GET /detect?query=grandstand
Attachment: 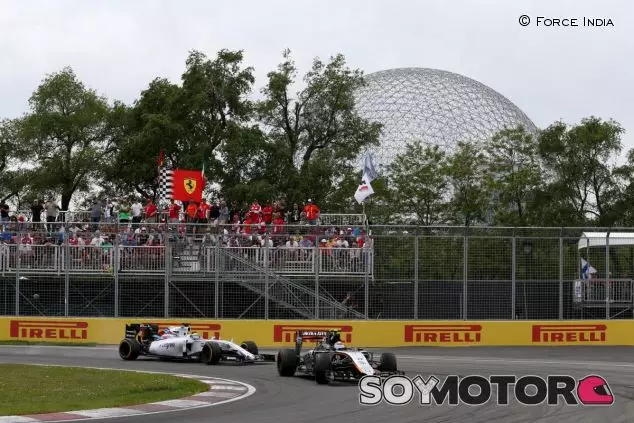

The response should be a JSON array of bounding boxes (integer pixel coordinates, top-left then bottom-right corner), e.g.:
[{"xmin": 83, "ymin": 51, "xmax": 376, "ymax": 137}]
[{"xmin": 0, "ymin": 211, "xmax": 373, "ymax": 320}]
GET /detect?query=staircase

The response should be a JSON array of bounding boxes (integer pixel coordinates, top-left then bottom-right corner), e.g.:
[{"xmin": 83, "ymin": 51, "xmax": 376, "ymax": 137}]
[{"xmin": 219, "ymin": 248, "xmax": 366, "ymax": 319}]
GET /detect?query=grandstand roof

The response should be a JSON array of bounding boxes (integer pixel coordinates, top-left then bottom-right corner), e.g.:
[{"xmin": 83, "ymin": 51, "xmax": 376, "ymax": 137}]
[{"xmin": 578, "ymin": 232, "xmax": 634, "ymax": 250}]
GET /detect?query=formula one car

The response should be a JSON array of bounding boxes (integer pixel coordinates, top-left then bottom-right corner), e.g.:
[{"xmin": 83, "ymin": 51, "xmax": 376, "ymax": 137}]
[
  {"xmin": 276, "ymin": 330, "xmax": 403, "ymax": 384},
  {"xmin": 118, "ymin": 323, "xmax": 275, "ymax": 364}
]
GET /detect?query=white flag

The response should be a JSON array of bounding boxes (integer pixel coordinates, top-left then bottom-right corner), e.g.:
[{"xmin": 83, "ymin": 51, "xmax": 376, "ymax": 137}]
[
  {"xmin": 354, "ymin": 173, "xmax": 374, "ymax": 204},
  {"xmin": 581, "ymin": 258, "xmax": 597, "ymax": 279},
  {"xmin": 363, "ymin": 151, "xmax": 378, "ymax": 183}
]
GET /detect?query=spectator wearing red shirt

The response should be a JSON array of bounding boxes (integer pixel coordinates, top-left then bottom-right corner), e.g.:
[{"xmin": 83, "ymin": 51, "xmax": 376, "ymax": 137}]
[
  {"xmin": 145, "ymin": 199, "xmax": 158, "ymax": 223},
  {"xmin": 303, "ymin": 199, "xmax": 320, "ymax": 225},
  {"xmin": 242, "ymin": 213, "xmax": 254, "ymax": 235},
  {"xmin": 271, "ymin": 212, "xmax": 286, "ymax": 245},
  {"xmin": 262, "ymin": 203, "xmax": 273, "ymax": 224},
  {"xmin": 197, "ymin": 199, "xmax": 210, "ymax": 224},
  {"xmin": 186, "ymin": 201, "xmax": 198, "ymax": 223},
  {"xmin": 249, "ymin": 201, "xmax": 262, "ymax": 216},
  {"xmin": 167, "ymin": 199, "xmax": 181, "ymax": 223}
]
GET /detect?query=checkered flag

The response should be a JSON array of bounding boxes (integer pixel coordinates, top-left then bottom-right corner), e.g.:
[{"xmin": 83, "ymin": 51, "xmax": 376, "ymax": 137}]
[{"xmin": 157, "ymin": 167, "xmax": 174, "ymax": 200}]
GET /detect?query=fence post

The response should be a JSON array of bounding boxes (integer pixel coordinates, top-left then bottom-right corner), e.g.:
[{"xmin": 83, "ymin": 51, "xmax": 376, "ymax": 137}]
[
  {"xmin": 214, "ymin": 239, "xmax": 220, "ymax": 319},
  {"xmin": 264, "ymin": 233, "xmax": 269, "ymax": 320},
  {"xmin": 511, "ymin": 237, "xmax": 517, "ymax": 320},
  {"xmin": 414, "ymin": 236, "xmax": 419, "ymax": 320},
  {"xmin": 462, "ymin": 228, "xmax": 468, "ymax": 320},
  {"xmin": 113, "ymin": 234, "xmax": 119, "ymax": 318},
  {"xmin": 315, "ymin": 246, "xmax": 320, "ymax": 319},
  {"xmin": 364, "ymin": 245, "xmax": 369, "ymax": 320},
  {"xmin": 559, "ymin": 234, "xmax": 563, "ymax": 320},
  {"xmin": 605, "ymin": 230, "xmax": 610, "ymax": 319},
  {"xmin": 64, "ymin": 223, "xmax": 70, "ymax": 317},
  {"xmin": 15, "ymin": 241, "xmax": 20, "ymax": 316},
  {"xmin": 164, "ymin": 236, "xmax": 170, "ymax": 318}
]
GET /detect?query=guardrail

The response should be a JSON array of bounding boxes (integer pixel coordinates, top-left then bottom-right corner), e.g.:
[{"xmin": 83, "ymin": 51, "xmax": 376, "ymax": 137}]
[{"xmin": 0, "ymin": 244, "xmax": 373, "ymax": 277}]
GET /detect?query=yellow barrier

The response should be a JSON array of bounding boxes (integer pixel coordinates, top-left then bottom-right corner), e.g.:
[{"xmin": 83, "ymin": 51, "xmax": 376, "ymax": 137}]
[{"xmin": 0, "ymin": 318, "xmax": 627, "ymax": 347}]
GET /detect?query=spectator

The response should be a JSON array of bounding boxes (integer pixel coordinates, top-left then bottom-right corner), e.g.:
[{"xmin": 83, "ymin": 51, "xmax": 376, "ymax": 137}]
[
  {"xmin": 90, "ymin": 199, "xmax": 102, "ymax": 232},
  {"xmin": 104, "ymin": 200, "xmax": 116, "ymax": 223},
  {"xmin": 0, "ymin": 201, "xmax": 9, "ymax": 228},
  {"xmin": 167, "ymin": 199, "xmax": 181, "ymax": 223},
  {"xmin": 229, "ymin": 200, "xmax": 241, "ymax": 222},
  {"xmin": 262, "ymin": 203, "xmax": 273, "ymax": 224},
  {"xmin": 131, "ymin": 199, "xmax": 143, "ymax": 228},
  {"xmin": 186, "ymin": 200, "xmax": 198, "ymax": 223},
  {"xmin": 249, "ymin": 201, "xmax": 262, "ymax": 216},
  {"xmin": 44, "ymin": 199, "xmax": 59, "ymax": 233},
  {"xmin": 30, "ymin": 200, "xmax": 44, "ymax": 229},
  {"xmin": 287, "ymin": 203, "xmax": 300, "ymax": 225},
  {"xmin": 90, "ymin": 231, "xmax": 105, "ymax": 247},
  {"xmin": 303, "ymin": 199, "xmax": 320, "ymax": 225},
  {"xmin": 119, "ymin": 202, "xmax": 130, "ymax": 224},
  {"xmin": 144, "ymin": 199, "xmax": 158, "ymax": 223},
  {"xmin": 197, "ymin": 199, "xmax": 210, "ymax": 224},
  {"xmin": 218, "ymin": 201, "xmax": 229, "ymax": 225}
]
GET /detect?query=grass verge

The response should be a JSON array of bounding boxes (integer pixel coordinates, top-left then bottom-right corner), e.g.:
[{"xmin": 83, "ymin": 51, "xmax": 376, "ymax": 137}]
[{"xmin": 0, "ymin": 364, "xmax": 208, "ymax": 416}]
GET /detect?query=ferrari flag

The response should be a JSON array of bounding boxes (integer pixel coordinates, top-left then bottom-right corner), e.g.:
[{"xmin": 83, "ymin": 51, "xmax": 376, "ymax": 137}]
[{"xmin": 159, "ymin": 168, "xmax": 205, "ymax": 202}]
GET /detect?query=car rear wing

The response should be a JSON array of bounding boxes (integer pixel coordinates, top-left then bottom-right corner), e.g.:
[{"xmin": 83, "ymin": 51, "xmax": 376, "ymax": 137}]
[
  {"xmin": 294, "ymin": 330, "xmax": 328, "ymax": 354},
  {"xmin": 124, "ymin": 323, "xmax": 159, "ymax": 340}
]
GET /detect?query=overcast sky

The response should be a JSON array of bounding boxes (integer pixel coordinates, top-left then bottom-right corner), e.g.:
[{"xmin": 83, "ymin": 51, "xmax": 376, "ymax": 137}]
[{"xmin": 1, "ymin": 0, "xmax": 632, "ymax": 156}]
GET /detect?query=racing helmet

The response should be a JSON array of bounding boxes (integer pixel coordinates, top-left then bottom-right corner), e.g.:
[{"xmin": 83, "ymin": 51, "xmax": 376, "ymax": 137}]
[{"xmin": 334, "ymin": 341, "xmax": 345, "ymax": 350}]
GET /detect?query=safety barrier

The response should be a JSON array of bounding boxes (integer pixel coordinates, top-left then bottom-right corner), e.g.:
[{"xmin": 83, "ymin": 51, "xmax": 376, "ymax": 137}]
[{"xmin": 0, "ymin": 318, "xmax": 627, "ymax": 347}]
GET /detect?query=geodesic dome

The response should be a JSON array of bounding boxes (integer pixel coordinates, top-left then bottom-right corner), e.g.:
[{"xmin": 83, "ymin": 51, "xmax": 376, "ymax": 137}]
[{"xmin": 354, "ymin": 68, "xmax": 538, "ymax": 170}]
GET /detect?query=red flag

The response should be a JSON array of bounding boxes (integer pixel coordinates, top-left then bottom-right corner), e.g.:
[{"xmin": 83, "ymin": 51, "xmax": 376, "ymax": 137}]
[{"xmin": 171, "ymin": 169, "xmax": 204, "ymax": 202}]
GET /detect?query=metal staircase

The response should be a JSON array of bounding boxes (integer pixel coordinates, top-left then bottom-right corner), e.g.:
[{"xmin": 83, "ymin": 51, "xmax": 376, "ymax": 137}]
[{"xmin": 219, "ymin": 248, "xmax": 366, "ymax": 319}]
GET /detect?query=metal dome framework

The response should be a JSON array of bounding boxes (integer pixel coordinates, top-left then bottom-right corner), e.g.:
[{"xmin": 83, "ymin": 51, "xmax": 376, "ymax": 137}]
[{"xmin": 354, "ymin": 68, "xmax": 538, "ymax": 170}]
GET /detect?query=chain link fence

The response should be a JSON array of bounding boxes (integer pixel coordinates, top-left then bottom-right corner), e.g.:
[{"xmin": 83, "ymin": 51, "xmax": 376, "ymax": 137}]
[{"xmin": 1, "ymin": 222, "xmax": 633, "ymax": 320}]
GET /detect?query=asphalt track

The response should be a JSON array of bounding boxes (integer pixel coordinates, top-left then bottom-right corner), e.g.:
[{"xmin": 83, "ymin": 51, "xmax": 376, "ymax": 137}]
[{"xmin": 1, "ymin": 345, "xmax": 633, "ymax": 422}]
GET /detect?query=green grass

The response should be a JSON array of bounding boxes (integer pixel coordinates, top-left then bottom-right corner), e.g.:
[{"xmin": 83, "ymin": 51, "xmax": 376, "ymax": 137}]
[{"xmin": 0, "ymin": 364, "xmax": 208, "ymax": 416}]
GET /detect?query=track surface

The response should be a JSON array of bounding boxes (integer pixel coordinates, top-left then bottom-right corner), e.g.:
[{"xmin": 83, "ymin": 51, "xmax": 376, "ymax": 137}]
[{"xmin": 1, "ymin": 345, "xmax": 633, "ymax": 422}]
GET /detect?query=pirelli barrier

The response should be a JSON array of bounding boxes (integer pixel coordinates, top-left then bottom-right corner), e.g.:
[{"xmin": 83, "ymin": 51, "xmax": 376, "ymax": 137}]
[{"xmin": 0, "ymin": 318, "xmax": 627, "ymax": 347}]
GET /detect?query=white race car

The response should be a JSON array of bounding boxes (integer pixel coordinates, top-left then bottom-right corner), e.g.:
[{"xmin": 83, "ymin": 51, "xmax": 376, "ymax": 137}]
[{"xmin": 118, "ymin": 323, "xmax": 275, "ymax": 364}]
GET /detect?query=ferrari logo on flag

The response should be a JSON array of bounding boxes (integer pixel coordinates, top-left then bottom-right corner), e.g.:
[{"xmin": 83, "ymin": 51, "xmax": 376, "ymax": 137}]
[{"xmin": 184, "ymin": 178, "xmax": 196, "ymax": 194}]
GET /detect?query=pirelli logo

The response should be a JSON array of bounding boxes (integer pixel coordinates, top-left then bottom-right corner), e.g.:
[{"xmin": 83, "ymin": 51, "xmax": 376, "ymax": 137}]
[
  {"xmin": 404, "ymin": 324, "xmax": 482, "ymax": 344},
  {"xmin": 273, "ymin": 324, "xmax": 353, "ymax": 343},
  {"xmin": 531, "ymin": 324, "xmax": 606, "ymax": 343},
  {"xmin": 10, "ymin": 320, "xmax": 88, "ymax": 340},
  {"xmin": 147, "ymin": 322, "xmax": 221, "ymax": 340}
]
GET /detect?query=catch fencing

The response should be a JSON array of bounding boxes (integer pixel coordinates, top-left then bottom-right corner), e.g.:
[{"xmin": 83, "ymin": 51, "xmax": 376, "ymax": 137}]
[{"xmin": 0, "ymin": 223, "xmax": 632, "ymax": 320}]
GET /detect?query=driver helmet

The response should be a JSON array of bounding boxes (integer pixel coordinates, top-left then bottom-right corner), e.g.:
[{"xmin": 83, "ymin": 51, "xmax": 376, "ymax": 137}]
[{"xmin": 334, "ymin": 341, "xmax": 345, "ymax": 350}]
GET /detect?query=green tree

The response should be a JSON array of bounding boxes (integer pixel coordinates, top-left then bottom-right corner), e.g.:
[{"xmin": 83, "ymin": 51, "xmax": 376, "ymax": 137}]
[
  {"xmin": 386, "ymin": 142, "xmax": 449, "ymax": 225},
  {"xmin": 12, "ymin": 67, "xmax": 113, "ymax": 211},
  {"xmin": 484, "ymin": 126, "xmax": 543, "ymax": 225},
  {"xmin": 257, "ymin": 49, "xmax": 382, "ymax": 208},
  {"xmin": 106, "ymin": 49, "xmax": 256, "ymax": 201},
  {"xmin": 536, "ymin": 117, "xmax": 624, "ymax": 225},
  {"xmin": 446, "ymin": 141, "xmax": 491, "ymax": 226}
]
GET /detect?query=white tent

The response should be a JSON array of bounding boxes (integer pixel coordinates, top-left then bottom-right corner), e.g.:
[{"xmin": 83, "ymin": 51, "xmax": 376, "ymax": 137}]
[{"xmin": 578, "ymin": 232, "xmax": 634, "ymax": 250}]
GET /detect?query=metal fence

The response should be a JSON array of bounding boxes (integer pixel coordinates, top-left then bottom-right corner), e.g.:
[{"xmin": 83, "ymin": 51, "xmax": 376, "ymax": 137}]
[{"xmin": 1, "ymin": 222, "xmax": 633, "ymax": 320}]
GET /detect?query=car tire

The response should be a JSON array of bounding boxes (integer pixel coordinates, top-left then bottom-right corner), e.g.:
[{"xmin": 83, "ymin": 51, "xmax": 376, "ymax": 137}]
[
  {"xmin": 314, "ymin": 353, "xmax": 331, "ymax": 385},
  {"xmin": 276, "ymin": 349, "xmax": 297, "ymax": 377},
  {"xmin": 201, "ymin": 342, "xmax": 222, "ymax": 365},
  {"xmin": 378, "ymin": 352, "xmax": 398, "ymax": 372},
  {"xmin": 241, "ymin": 340, "xmax": 259, "ymax": 355},
  {"xmin": 119, "ymin": 339, "xmax": 140, "ymax": 360}
]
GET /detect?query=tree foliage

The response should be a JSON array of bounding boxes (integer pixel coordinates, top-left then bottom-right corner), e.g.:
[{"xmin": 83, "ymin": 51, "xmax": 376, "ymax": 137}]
[
  {"xmin": 387, "ymin": 142, "xmax": 448, "ymax": 225},
  {"xmin": 11, "ymin": 67, "xmax": 113, "ymax": 210},
  {"xmin": 484, "ymin": 126, "xmax": 543, "ymax": 226},
  {"xmin": 257, "ymin": 49, "xmax": 382, "ymax": 207},
  {"xmin": 1, "ymin": 49, "xmax": 632, "ymax": 230}
]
